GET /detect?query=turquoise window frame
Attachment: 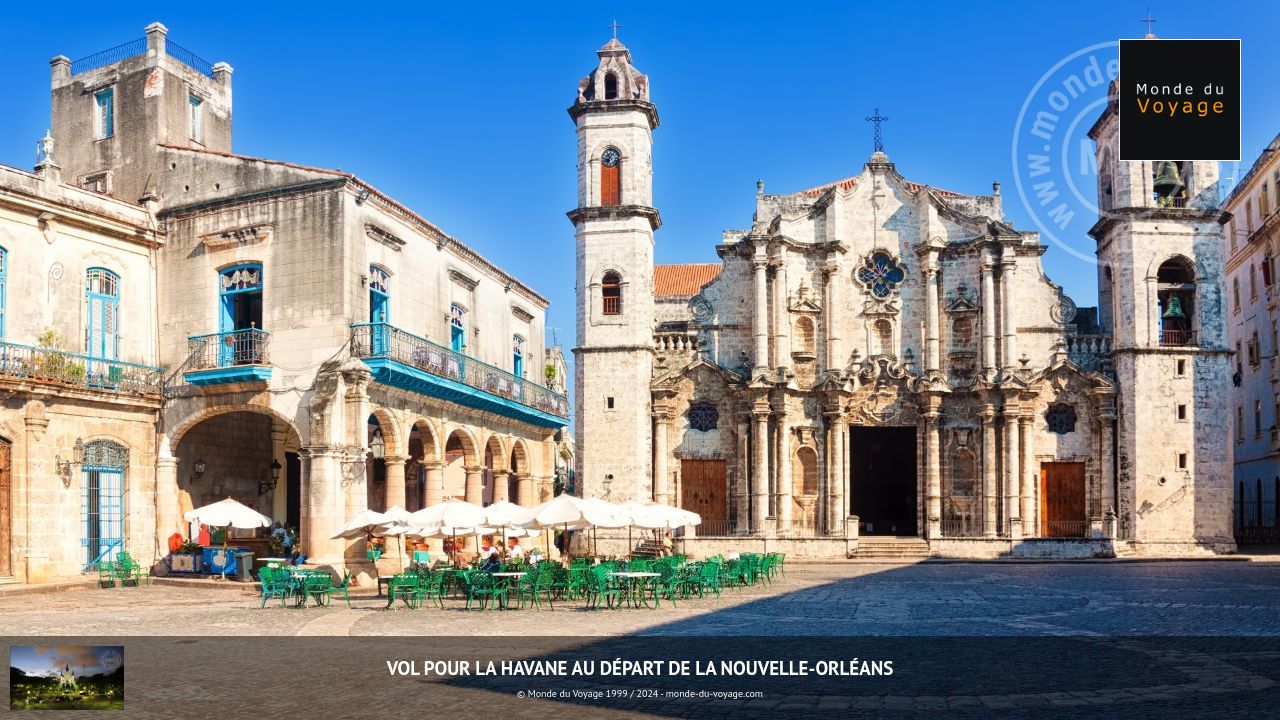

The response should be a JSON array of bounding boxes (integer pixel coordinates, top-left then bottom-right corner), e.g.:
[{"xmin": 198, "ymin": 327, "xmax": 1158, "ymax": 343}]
[
  {"xmin": 95, "ymin": 89, "xmax": 114, "ymax": 140},
  {"xmin": 85, "ymin": 268, "xmax": 120, "ymax": 362}
]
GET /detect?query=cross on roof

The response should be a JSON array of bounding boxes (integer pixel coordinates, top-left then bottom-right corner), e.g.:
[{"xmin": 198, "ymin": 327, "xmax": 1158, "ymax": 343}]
[
  {"xmin": 1141, "ymin": 10, "xmax": 1157, "ymax": 36},
  {"xmin": 608, "ymin": 19, "xmax": 622, "ymax": 40},
  {"xmin": 865, "ymin": 108, "xmax": 889, "ymax": 153}
]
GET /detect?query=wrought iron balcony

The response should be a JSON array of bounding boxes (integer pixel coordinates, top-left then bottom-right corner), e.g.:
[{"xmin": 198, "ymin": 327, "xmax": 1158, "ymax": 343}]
[
  {"xmin": 0, "ymin": 341, "xmax": 162, "ymax": 395},
  {"xmin": 70, "ymin": 36, "xmax": 216, "ymax": 77},
  {"xmin": 351, "ymin": 322, "xmax": 569, "ymax": 426},
  {"xmin": 184, "ymin": 328, "xmax": 272, "ymax": 385}
]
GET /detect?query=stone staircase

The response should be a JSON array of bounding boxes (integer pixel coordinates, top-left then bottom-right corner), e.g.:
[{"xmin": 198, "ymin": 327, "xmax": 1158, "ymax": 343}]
[
  {"xmin": 0, "ymin": 576, "xmax": 21, "ymax": 587},
  {"xmin": 853, "ymin": 536, "xmax": 932, "ymax": 561}
]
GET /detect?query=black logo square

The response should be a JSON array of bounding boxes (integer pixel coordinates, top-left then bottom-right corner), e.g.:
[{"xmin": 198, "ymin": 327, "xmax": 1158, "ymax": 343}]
[{"xmin": 1119, "ymin": 39, "xmax": 1240, "ymax": 161}]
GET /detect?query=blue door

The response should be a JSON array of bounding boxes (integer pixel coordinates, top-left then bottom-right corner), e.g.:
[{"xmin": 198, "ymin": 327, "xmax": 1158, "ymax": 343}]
[
  {"xmin": 219, "ymin": 265, "xmax": 263, "ymax": 366},
  {"xmin": 81, "ymin": 441, "xmax": 126, "ymax": 569},
  {"xmin": 369, "ymin": 266, "xmax": 390, "ymax": 355},
  {"xmin": 85, "ymin": 269, "xmax": 120, "ymax": 386}
]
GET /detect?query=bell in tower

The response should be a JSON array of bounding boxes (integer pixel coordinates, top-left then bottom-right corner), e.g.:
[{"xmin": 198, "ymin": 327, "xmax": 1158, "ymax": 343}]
[{"xmin": 1152, "ymin": 161, "xmax": 1186, "ymax": 205}]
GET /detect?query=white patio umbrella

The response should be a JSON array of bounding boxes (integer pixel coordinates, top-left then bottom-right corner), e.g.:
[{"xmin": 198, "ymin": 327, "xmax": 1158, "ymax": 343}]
[
  {"xmin": 408, "ymin": 498, "xmax": 486, "ymax": 529},
  {"xmin": 183, "ymin": 498, "xmax": 271, "ymax": 579},
  {"xmin": 620, "ymin": 501, "xmax": 703, "ymax": 559},
  {"xmin": 483, "ymin": 501, "xmax": 538, "ymax": 556},
  {"xmin": 521, "ymin": 495, "xmax": 628, "ymax": 558},
  {"xmin": 330, "ymin": 508, "xmax": 391, "ymax": 540},
  {"xmin": 372, "ymin": 520, "xmax": 418, "ymax": 571}
]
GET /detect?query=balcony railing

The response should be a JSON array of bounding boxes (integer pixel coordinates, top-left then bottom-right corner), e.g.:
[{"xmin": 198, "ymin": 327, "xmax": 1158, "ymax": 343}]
[
  {"xmin": 187, "ymin": 328, "xmax": 270, "ymax": 370},
  {"xmin": 351, "ymin": 322, "xmax": 569, "ymax": 420},
  {"xmin": 0, "ymin": 341, "xmax": 162, "ymax": 395},
  {"xmin": 602, "ymin": 296, "xmax": 621, "ymax": 315},
  {"xmin": 1159, "ymin": 329, "xmax": 1196, "ymax": 346},
  {"xmin": 1041, "ymin": 520, "xmax": 1089, "ymax": 538},
  {"xmin": 70, "ymin": 36, "xmax": 215, "ymax": 77}
]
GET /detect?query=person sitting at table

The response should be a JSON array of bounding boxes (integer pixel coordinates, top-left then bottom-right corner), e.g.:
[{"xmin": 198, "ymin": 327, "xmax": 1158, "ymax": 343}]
[
  {"xmin": 507, "ymin": 538, "xmax": 525, "ymax": 562},
  {"xmin": 479, "ymin": 549, "xmax": 501, "ymax": 573}
]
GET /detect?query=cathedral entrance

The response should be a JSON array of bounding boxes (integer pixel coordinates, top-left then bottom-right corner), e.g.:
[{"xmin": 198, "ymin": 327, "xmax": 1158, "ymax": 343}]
[
  {"xmin": 681, "ymin": 460, "xmax": 727, "ymax": 534},
  {"xmin": 0, "ymin": 440, "xmax": 10, "ymax": 576},
  {"xmin": 1040, "ymin": 462, "xmax": 1087, "ymax": 538},
  {"xmin": 849, "ymin": 427, "xmax": 918, "ymax": 536}
]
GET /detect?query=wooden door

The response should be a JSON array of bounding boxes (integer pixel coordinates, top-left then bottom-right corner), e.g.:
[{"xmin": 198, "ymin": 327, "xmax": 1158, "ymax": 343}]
[
  {"xmin": 0, "ymin": 441, "xmax": 9, "ymax": 576},
  {"xmin": 1040, "ymin": 462, "xmax": 1086, "ymax": 538},
  {"xmin": 680, "ymin": 460, "xmax": 727, "ymax": 533}
]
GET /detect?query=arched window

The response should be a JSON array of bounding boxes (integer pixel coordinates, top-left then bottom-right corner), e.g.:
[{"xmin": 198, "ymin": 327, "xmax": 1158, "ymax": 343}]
[
  {"xmin": 85, "ymin": 268, "xmax": 120, "ymax": 361},
  {"xmin": 794, "ymin": 447, "xmax": 818, "ymax": 496},
  {"xmin": 369, "ymin": 266, "xmax": 390, "ymax": 355},
  {"xmin": 1157, "ymin": 257, "xmax": 1195, "ymax": 346},
  {"xmin": 81, "ymin": 440, "xmax": 128, "ymax": 567},
  {"xmin": 512, "ymin": 334, "xmax": 525, "ymax": 377},
  {"xmin": 600, "ymin": 147, "xmax": 622, "ymax": 206},
  {"xmin": 873, "ymin": 319, "xmax": 893, "ymax": 356},
  {"xmin": 450, "ymin": 304, "xmax": 467, "ymax": 353},
  {"xmin": 604, "ymin": 72, "xmax": 618, "ymax": 100},
  {"xmin": 601, "ymin": 271, "xmax": 622, "ymax": 315},
  {"xmin": 794, "ymin": 316, "xmax": 816, "ymax": 356}
]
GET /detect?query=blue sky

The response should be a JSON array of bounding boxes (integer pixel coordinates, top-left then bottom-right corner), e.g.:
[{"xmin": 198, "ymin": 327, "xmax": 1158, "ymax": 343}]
[{"xmin": 0, "ymin": 1, "xmax": 1275, "ymax": 361}]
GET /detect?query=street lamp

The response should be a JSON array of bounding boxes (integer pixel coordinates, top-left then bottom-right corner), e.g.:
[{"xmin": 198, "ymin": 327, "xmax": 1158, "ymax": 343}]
[
  {"xmin": 55, "ymin": 437, "xmax": 85, "ymax": 489},
  {"xmin": 258, "ymin": 458, "xmax": 282, "ymax": 496},
  {"xmin": 370, "ymin": 429, "xmax": 386, "ymax": 460}
]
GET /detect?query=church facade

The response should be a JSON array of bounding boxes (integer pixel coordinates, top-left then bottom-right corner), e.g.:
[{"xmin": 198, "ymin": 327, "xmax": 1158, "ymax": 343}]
[{"xmin": 571, "ymin": 40, "xmax": 1235, "ymax": 557}]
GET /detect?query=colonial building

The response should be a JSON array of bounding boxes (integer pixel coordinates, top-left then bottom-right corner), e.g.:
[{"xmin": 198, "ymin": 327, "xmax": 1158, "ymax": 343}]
[
  {"xmin": 1223, "ymin": 133, "xmax": 1280, "ymax": 544},
  {"xmin": 571, "ymin": 39, "xmax": 1235, "ymax": 558},
  {"xmin": 2, "ymin": 22, "xmax": 569, "ymax": 584},
  {"xmin": 0, "ymin": 147, "xmax": 163, "ymax": 584}
]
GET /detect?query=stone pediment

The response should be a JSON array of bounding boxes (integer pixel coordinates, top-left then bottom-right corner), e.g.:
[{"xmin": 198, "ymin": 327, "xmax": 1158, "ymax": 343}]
[
  {"xmin": 946, "ymin": 283, "xmax": 979, "ymax": 313},
  {"xmin": 652, "ymin": 355, "xmax": 743, "ymax": 392}
]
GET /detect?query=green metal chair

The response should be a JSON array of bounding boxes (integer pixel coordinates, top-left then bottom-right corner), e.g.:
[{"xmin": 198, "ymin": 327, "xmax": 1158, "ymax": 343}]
[
  {"xmin": 300, "ymin": 573, "xmax": 333, "ymax": 607},
  {"xmin": 96, "ymin": 561, "xmax": 117, "ymax": 589},
  {"xmin": 649, "ymin": 564, "xmax": 681, "ymax": 608},
  {"xmin": 418, "ymin": 571, "xmax": 448, "ymax": 608},
  {"xmin": 464, "ymin": 571, "xmax": 508, "ymax": 611},
  {"xmin": 258, "ymin": 567, "xmax": 290, "ymax": 608},
  {"xmin": 584, "ymin": 566, "xmax": 623, "ymax": 610},
  {"xmin": 385, "ymin": 572, "xmax": 421, "ymax": 609}
]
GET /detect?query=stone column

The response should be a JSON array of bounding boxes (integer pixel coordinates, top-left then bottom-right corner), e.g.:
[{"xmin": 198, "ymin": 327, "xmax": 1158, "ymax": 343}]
[
  {"xmin": 753, "ymin": 252, "xmax": 770, "ymax": 371},
  {"xmin": 1019, "ymin": 415, "xmax": 1035, "ymax": 536},
  {"xmin": 773, "ymin": 260, "xmax": 791, "ymax": 369},
  {"xmin": 517, "ymin": 475, "xmax": 534, "ymax": 506},
  {"xmin": 271, "ymin": 425, "xmax": 288, "ymax": 521},
  {"xmin": 829, "ymin": 416, "xmax": 847, "ymax": 534},
  {"xmin": 424, "ymin": 463, "xmax": 444, "ymax": 507},
  {"xmin": 464, "ymin": 467, "xmax": 484, "ymax": 506},
  {"xmin": 1003, "ymin": 406, "xmax": 1021, "ymax": 538},
  {"xmin": 20, "ymin": 404, "xmax": 48, "ymax": 583},
  {"xmin": 925, "ymin": 264, "xmax": 941, "ymax": 374},
  {"xmin": 1097, "ymin": 408, "xmax": 1116, "ymax": 518},
  {"xmin": 301, "ymin": 448, "xmax": 346, "ymax": 567},
  {"xmin": 981, "ymin": 255, "xmax": 997, "ymax": 378},
  {"xmin": 155, "ymin": 450, "xmax": 179, "ymax": 539},
  {"xmin": 1000, "ymin": 248, "xmax": 1018, "ymax": 373},
  {"xmin": 823, "ymin": 260, "xmax": 843, "ymax": 374},
  {"xmin": 776, "ymin": 414, "xmax": 793, "ymax": 532},
  {"xmin": 751, "ymin": 410, "xmax": 769, "ymax": 533},
  {"xmin": 653, "ymin": 408, "xmax": 671, "ymax": 505},
  {"xmin": 492, "ymin": 470, "xmax": 511, "ymax": 504},
  {"xmin": 980, "ymin": 405, "xmax": 998, "ymax": 537},
  {"xmin": 384, "ymin": 455, "xmax": 407, "ymax": 510},
  {"xmin": 925, "ymin": 406, "xmax": 942, "ymax": 538},
  {"xmin": 735, "ymin": 415, "xmax": 750, "ymax": 532}
]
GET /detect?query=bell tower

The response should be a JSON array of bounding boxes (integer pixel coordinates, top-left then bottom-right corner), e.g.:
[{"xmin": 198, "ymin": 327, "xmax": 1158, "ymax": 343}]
[
  {"xmin": 1088, "ymin": 80, "xmax": 1235, "ymax": 551},
  {"xmin": 568, "ymin": 37, "xmax": 660, "ymax": 502}
]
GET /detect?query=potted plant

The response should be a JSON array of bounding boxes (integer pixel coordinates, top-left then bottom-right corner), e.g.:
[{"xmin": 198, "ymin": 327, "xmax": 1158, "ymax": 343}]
[{"xmin": 170, "ymin": 540, "xmax": 203, "ymax": 573}]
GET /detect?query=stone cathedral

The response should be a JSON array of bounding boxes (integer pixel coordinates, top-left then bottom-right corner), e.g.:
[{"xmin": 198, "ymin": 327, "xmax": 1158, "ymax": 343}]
[{"xmin": 570, "ymin": 39, "xmax": 1235, "ymax": 557}]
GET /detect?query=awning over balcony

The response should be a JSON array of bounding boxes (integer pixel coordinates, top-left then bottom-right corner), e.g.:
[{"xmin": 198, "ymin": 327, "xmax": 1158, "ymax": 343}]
[{"xmin": 351, "ymin": 323, "xmax": 569, "ymax": 428}]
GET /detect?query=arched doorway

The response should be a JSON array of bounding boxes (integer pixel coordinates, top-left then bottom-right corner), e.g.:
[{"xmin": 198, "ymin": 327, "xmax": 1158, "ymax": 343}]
[
  {"xmin": 81, "ymin": 440, "xmax": 128, "ymax": 569},
  {"xmin": 406, "ymin": 421, "xmax": 440, "ymax": 511},
  {"xmin": 366, "ymin": 415, "xmax": 387, "ymax": 512},
  {"xmin": 443, "ymin": 429, "xmax": 478, "ymax": 502},
  {"xmin": 483, "ymin": 435, "xmax": 506, "ymax": 505}
]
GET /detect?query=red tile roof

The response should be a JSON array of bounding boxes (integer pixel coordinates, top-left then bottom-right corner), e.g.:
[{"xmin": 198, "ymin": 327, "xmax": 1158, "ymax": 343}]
[
  {"xmin": 794, "ymin": 175, "xmax": 964, "ymax": 198},
  {"xmin": 654, "ymin": 263, "xmax": 721, "ymax": 297}
]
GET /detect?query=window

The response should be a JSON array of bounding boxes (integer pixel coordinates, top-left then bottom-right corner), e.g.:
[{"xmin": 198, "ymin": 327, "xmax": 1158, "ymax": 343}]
[
  {"xmin": 1177, "ymin": 453, "xmax": 1188, "ymax": 470},
  {"xmin": 856, "ymin": 251, "xmax": 907, "ymax": 298},
  {"xmin": 1176, "ymin": 359, "xmax": 1186, "ymax": 376},
  {"xmin": 1176, "ymin": 404, "xmax": 1187, "ymax": 421},
  {"xmin": 1250, "ymin": 265, "xmax": 1258, "ymax": 300},
  {"xmin": 1257, "ymin": 399, "xmax": 1264, "ymax": 436},
  {"xmin": 606, "ymin": 396, "xmax": 615, "ymax": 409},
  {"xmin": 1157, "ymin": 257, "xmax": 1195, "ymax": 346},
  {"xmin": 368, "ymin": 266, "xmax": 390, "ymax": 355},
  {"xmin": 450, "ymin": 304, "xmax": 466, "ymax": 353},
  {"xmin": 600, "ymin": 147, "xmax": 622, "ymax": 206},
  {"xmin": 85, "ymin": 268, "xmax": 120, "ymax": 361},
  {"xmin": 1230, "ymin": 219, "xmax": 1238, "ymax": 252},
  {"xmin": 1246, "ymin": 199, "xmax": 1254, "ymax": 233},
  {"xmin": 1263, "ymin": 182, "xmax": 1271, "ymax": 217},
  {"xmin": 81, "ymin": 440, "xmax": 127, "ymax": 567},
  {"xmin": 1265, "ymin": 257, "xmax": 1275, "ymax": 288},
  {"xmin": 1238, "ymin": 406, "xmax": 1245, "ymax": 442},
  {"xmin": 81, "ymin": 172, "xmax": 108, "ymax": 194},
  {"xmin": 604, "ymin": 72, "xmax": 618, "ymax": 100},
  {"xmin": 794, "ymin": 316, "xmax": 816, "ymax": 356},
  {"xmin": 1251, "ymin": 331, "xmax": 1261, "ymax": 366},
  {"xmin": 218, "ymin": 264, "xmax": 264, "ymax": 365},
  {"xmin": 512, "ymin": 334, "xmax": 525, "ymax": 377},
  {"xmin": 601, "ymin": 271, "xmax": 622, "ymax": 315},
  {"xmin": 873, "ymin": 318, "xmax": 894, "ymax": 356},
  {"xmin": 94, "ymin": 89, "xmax": 114, "ymax": 140},
  {"xmin": 687, "ymin": 402, "xmax": 719, "ymax": 432},
  {"xmin": 189, "ymin": 95, "xmax": 203, "ymax": 143},
  {"xmin": 1234, "ymin": 278, "xmax": 1241, "ymax": 311}
]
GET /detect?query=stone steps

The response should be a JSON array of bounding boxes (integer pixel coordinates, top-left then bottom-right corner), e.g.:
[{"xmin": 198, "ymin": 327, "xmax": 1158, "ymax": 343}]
[
  {"xmin": 855, "ymin": 537, "xmax": 932, "ymax": 560},
  {"xmin": 0, "ymin": 576, "xmax": 21, "ymax": 586}
]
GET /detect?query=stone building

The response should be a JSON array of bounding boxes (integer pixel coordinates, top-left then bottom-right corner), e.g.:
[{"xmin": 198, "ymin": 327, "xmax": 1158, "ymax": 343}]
[
  {"xmin": 1223, "ymin": 132, "xmax": 1280, "ymax": 544},
  {"xmin": 571, "ymin": 39, "xmax": 1235, "ymax": 558},
  {"xmin": 1, "ymin": 23, "xmax": 568, "ymax": 583},
  {"xmin": 0, "ymin": 142, "xmax": 163, "ymax": 584}
]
